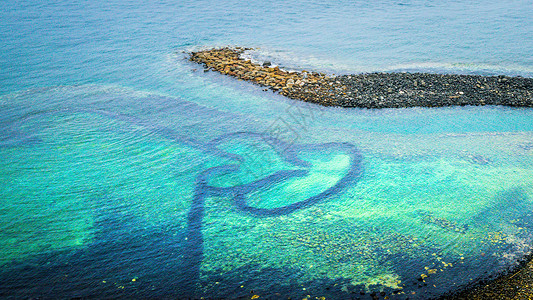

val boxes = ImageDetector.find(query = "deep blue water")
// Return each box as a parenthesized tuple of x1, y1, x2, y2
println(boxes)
(1, 0, 532, 299)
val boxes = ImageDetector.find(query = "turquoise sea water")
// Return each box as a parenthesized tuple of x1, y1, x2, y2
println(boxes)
(1, 0, 532, 298)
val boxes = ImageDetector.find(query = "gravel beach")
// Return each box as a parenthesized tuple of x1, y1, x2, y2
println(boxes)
(189, 47, 533, 108)
(449, 258, 533, 299)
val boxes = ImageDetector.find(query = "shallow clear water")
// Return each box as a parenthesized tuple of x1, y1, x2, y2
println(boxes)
(1, 0, 532, 298)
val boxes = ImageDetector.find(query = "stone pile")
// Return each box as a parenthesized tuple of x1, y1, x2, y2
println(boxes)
(189, 47, 328, 95)
(189, 47, 533, 108)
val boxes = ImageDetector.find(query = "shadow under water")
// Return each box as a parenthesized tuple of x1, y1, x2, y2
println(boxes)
(470, 187, 533, 229)
(0, 92, 364, 298)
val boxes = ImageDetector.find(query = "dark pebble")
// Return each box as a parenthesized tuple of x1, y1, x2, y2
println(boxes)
(285, 72, 533, 108)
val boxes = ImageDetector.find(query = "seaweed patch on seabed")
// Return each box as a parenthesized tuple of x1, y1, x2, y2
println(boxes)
(418, 211, 469, 234)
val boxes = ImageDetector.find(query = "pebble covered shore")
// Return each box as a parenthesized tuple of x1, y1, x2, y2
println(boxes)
(450, 257, 533, 299)
(189, 47, 533, 108)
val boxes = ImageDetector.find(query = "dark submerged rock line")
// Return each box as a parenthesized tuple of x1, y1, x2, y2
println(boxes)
(181, 132, 363, 294)
(189, 47, 533, 108)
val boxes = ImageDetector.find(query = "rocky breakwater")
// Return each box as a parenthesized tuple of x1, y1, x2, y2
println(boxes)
(189, 47, 533, 108)
(189, 47, 328, 100)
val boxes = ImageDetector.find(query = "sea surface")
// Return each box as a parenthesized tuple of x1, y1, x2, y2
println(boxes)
(1, 0, 532, 298)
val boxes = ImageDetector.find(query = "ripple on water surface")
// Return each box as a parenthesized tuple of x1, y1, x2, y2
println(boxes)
(0, 85, 532, 299)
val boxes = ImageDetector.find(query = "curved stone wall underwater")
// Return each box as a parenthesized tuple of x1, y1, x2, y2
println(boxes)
(0, 85, 532, 299)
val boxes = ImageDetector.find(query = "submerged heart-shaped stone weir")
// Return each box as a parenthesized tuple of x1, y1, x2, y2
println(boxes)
(181, 131, 363, 291)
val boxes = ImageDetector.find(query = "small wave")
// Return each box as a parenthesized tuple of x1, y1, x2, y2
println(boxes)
(210, 46, 533, 77)
(383, 62, 533, 77)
